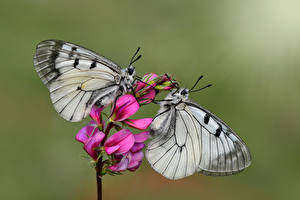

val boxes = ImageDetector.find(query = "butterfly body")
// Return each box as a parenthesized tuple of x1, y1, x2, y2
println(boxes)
(34, 40, 136, 122)
(146, 88, 251, 180)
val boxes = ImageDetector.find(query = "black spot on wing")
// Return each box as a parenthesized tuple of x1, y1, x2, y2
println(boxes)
(216, 125, 222, 137)
(215, 129, 221, 137)
(204, 114, 210, 124)
(51, 51, 59, 62)
(90, 61, 97, 69)
(39, 66, 60, 83)
(69, 47, 77, 57)
(73, 58, 79, 67)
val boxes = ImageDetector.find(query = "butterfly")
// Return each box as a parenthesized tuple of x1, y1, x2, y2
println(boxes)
(34, 40, 141, 122)
(146, 76, 251, 180)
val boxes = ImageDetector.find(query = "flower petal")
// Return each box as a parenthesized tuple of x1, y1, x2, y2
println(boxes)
(154, 74, 177, 91)
(104, 129, 131, 146)
(89, 106, 104, 124)
(108, 157, 129, 172)
(115, 95, 137, 112)
(128, 161, 142, 172)
(143, 73, 158, 82)
(112, 95, 140, 121)
(134, 81, 147, 93)
(104, 129, 135, 154)
(105, 145, 121, 155)
(158, 74, 169, 82)
(138, 89, 156, 104)
(125, 118, 152, 130)
(75, 122, 96, 143)
(84, 130, 105, 160)
(133, 131, 149, 143)
(130, 143, 145, 153)
(115, 134, 135, 154)
(128, 151, 144, 170)
(134, 73, 158, 92)
(131, 151, 144, 162)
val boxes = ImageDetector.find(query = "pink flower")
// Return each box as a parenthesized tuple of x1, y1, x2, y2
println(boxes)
(130, 131, 149, 152)
(127, 131, 149, 171)
(108, 151, 144, 172)
(133, 73, 177, 105)
(108, 131, 149, 172)
(108, 155, 130, 171)
(104, 129, 135, 155)
(110, 94, 152, 130)
(135, 73, 158, 92)
(154, 74, 177, 91)
(75, 121, 105, 160)
(134, 73, 158, 104)
(89, 106, 105, 130)
(127, 151, 144, 171)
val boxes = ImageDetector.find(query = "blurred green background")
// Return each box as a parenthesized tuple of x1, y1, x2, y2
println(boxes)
(1, 0, 300, 199)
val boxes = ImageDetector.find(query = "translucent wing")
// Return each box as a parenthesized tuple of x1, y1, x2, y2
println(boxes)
(184, 101, 251, 176)
(146, 101, 251, 180)
(34, 40, 122, 122)
(146, 106, 201, 180)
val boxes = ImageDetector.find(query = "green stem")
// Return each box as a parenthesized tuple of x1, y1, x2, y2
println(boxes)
(103, 122, 114, 143)
(95, 121, 114, 200)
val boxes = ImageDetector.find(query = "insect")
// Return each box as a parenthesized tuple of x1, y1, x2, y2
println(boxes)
(34, 40, 141, 122)
(146, 76, 251, 180)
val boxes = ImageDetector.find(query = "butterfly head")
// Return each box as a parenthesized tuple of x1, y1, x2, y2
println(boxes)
(127, 65, 136, 76)
(176, 88, 189, 100)
(125, 65, 136, 80)
(180, 88, 189, 96)
(165, 88, 189, 104)
(120, 66, 136, 89)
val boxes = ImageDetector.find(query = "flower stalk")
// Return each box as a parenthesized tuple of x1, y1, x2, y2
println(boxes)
(96, 157, 102, 200)
(95, 121, 114, 200)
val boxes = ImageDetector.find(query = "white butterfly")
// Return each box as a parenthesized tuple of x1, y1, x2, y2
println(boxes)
(34, 40, 141, 122)
(146, 79, 251, 180)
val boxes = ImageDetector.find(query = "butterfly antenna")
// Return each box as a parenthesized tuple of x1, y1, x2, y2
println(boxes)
(165, 73, 179, 89)
(190, 75, 203, 91)
(189, 84, 213, 93)
(129, 47, 142, 66)
(143, 98, 173, 104)
(135, 75, 142, 79)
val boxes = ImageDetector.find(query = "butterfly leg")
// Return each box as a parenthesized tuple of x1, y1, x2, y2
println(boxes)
(109, 92, 123, 118)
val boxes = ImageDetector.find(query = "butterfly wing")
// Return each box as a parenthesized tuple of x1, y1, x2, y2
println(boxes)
(146, 105, 202, 180)
(146, 101, 251, 180)
(184, 101, 251, 176)
(34, 40, 122, 122)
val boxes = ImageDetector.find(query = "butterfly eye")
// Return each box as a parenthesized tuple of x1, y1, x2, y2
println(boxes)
(128, 66, 135, 75)
(180, 89, 188, 95)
